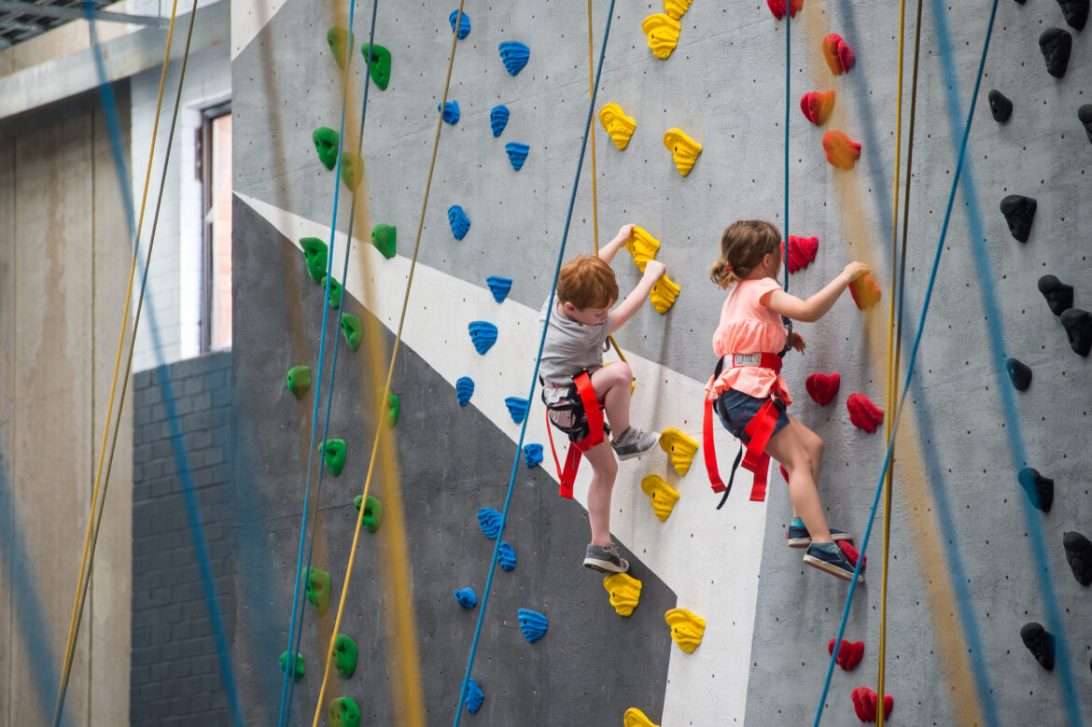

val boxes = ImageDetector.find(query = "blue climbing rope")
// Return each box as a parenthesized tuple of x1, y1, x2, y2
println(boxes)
(811, 1, 1001, 724)
(784, 5, 791, 293)
(76, 2, 244, 725)
(450, 0, 617, 722)
(275, 0, 360, 722)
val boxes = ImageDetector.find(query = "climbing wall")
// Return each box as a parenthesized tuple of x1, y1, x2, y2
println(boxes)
(229, 0, 1092, 724)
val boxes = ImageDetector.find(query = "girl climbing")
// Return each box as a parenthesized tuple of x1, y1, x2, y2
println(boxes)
(707, 220, 869, 581)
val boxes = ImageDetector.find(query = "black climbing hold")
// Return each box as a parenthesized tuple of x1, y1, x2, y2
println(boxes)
(1057, 0, 1088, 30)
(313, 127, 340, 170)
(1060, 308, 1092, 357)
(1038, 275, 1073, 316)
(1000, 195, 1036, 242)
(987, 90, 1013, 123)
(1039, 28, 1072, 78)
(1005, 358, 1032, 391)
(301, 237, 328, 284)
(1018, 467, 1054, 513)
(1079, 105, 1092, 144)
(1020, 622, 1055, 671)
(361, 44, 392, 90)
(1062, 531, 1092, 586)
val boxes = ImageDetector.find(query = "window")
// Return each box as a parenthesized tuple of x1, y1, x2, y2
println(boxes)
(197, 101, 232, 352)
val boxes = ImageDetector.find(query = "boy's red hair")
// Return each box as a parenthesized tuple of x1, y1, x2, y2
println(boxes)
(557, 255, 619, 309)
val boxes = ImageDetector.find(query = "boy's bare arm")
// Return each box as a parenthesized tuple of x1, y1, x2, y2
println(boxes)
(608, 260, 665, 333)
(597, 223, 635, 264)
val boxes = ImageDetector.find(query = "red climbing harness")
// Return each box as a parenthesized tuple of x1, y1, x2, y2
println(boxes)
(544, 371, 605, 499)
(703, 352, 787, 504)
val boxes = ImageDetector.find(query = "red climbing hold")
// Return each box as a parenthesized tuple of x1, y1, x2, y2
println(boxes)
(823, 130, 862, 170)
(767, 0, 803, 20)
(822, 33, 856, 75)
(805, 372, 841, 406)
(828, 638, 865, 671)
(847, 393, 883, 434)
(851, 687, 893, 723)
(837, 540, 866, 572)
(784, 235, 819, 273)
(800, 91, 836, 126)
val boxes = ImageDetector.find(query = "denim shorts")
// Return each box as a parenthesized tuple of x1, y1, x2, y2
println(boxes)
(714, 389, 790, 443)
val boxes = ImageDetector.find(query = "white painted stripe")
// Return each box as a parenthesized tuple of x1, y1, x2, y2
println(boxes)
(236, 191, 769, 725)
(231, 0, 292, 60)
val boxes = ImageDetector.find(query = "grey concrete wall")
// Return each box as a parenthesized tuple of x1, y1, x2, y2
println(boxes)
(130, 352, 235, 726)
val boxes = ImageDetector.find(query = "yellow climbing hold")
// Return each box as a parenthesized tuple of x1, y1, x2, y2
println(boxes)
(649, 274, 681, 314)
(640, 474, 680, 522)
(664, 608, 706, 654)
(663, 128, 702, 176)
(624, 707, 660, 727)
(603, 572, 643, 617)
(663, 0, 693, 21)
(641, 14, 681, 60)
(659, 427, 699, 477)
(626, 226, 661, 273)
(599, 103, 638, 151)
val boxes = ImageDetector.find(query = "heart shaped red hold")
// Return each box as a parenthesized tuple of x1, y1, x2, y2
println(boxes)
(767, 0, 804, 20)
(783, 235, 820, 273)
(851, 686, 893, 722)
(828, 638, 865, 671)
(806, 372, 841, 406)
(800, 91, 836, 126)
(847, 392, 884, 433)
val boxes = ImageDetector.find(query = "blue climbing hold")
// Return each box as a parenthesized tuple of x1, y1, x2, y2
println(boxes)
(486, 275, 512, 303)
(449, 9, 471, 39)
(504, 142, 530, 171)
(468, 321, 498, 355)
(448, 205, 471, 240)
(477, 507, 503, 539)
(455, 376, 475, 407)
(490, 105, 510, 137)
(499, 41, 531, 76)
(454, 586, 478, 609)
(517, 608, 548, 644)
(439, 100, 460, 125)
(505, 396, 529, 424)
(498, 542, 517, 572)
(465, 678, 485, 715)
(523, 443, 543, 468)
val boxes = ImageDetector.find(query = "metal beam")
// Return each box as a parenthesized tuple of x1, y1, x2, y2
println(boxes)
(0, 1, 168, 28)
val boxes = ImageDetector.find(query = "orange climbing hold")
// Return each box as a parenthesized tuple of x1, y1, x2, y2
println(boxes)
(822, 33, 856, 75)
(849, 271, 881, 310)
(846, 393, 883, 434)
(767, 0, 804, 20)
(800, 90, 836, 126)
(822, 130, 861, 170)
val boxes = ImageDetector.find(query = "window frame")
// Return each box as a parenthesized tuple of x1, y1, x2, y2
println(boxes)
(197, 99, 231, 354)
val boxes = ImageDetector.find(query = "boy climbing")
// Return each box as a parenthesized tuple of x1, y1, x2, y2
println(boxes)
(540, 224, 666, 574)
(707, 220, 869, 582)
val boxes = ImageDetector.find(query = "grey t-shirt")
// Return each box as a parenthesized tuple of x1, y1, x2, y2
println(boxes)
(538, 297, 611, 386)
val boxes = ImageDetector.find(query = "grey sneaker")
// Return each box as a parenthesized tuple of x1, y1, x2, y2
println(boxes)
(610, 426, 660, 460)
(583, 543, 630, 573)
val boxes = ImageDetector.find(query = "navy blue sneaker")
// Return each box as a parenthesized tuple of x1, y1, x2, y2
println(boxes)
(786, 520, 853, 548)
(803, 542, 863, 582)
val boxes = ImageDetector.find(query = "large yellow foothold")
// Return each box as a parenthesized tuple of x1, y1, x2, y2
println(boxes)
(649, 274, 681, 314)
(659, 427, 699, 477)
(641, 474, 680, 522)
(663, 0, 693, 21)
(663, 128, 703, 176)
(641, 14, 681, 60)
(599, 103, 638, 151)
(624, 707, 660, 727)
(626, 226, 661, 272)
(603, 572, 643, 617)
(664, 608, 706, 654)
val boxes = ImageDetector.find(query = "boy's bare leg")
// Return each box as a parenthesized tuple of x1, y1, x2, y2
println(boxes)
(582, 442, 618, 547)
(590, 363, 633, 436)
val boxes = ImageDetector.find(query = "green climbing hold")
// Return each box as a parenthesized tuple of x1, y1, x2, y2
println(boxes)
(340, 313, 362, 351)
(361, 43, 392, 90)
(340, 152, 363, 191)
(322, 438, 347, 476)
(353, 494, 384, 534)
(322, 276, 343, 309)
(312, 127, 339, 171)
(279, 651, 305, 682)
(327, 27, 355, 69)
(371, 224, 397, 259)
(286, 365, 311, 399)
(333, 634, 358, 679)
(328, 696, 361, 727)
(386, 393, 400, 428)
(300, 237, 328, 284)
(306, 567, 332, 616)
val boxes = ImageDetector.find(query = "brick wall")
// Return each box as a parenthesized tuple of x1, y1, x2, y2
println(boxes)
(130, 352, 233, 725)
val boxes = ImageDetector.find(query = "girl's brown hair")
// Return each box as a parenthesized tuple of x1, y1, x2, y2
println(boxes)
(710, 220, 783, 289)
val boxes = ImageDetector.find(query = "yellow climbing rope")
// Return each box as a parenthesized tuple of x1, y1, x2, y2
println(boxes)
(308, 5, 467, 725)
(52, 3, 192, 724)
